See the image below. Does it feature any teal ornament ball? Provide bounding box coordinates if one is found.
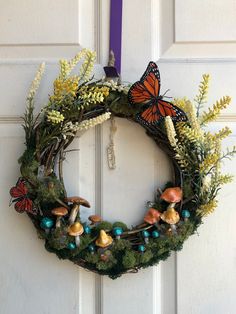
[142,230,150,238]
[40,217,54,229]
[138,244,145,253]
[113,227,123,237]
[84,225,91,234]
[182,210,190,219]
[67,242,76,250]
[152,230,160,238]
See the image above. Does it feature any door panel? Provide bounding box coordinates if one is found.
[1,1,236,314]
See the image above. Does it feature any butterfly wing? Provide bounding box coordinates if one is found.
[14,197,33,214]
[10,179,28,198]
[157,100,187,122]
[128,62,160,105]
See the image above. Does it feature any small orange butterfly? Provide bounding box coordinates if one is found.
[128,62,187,124]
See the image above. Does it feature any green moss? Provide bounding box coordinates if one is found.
[95,221,113,232]
[112,221,128,231]
[122,250,137,269]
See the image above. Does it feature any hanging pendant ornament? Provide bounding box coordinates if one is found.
[107,115,117,170]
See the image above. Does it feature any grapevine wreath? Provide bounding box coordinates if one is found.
[10,49,236,279]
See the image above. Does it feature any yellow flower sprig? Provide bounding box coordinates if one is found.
[200,96,231,125]
[79,86,109,107]
[47,110,64,124]
[165,116,188,168]
[27,62,45,101]
[59,49,87,79]
[79,50,96,83]
[77,112,111,131]
[197,199,218,217]
[51,76,79,102]
[194,74,210,116]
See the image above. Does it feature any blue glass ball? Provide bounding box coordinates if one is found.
[152,230,160,238]
[138,244,145,253]
[84,225,91,234]
[40,217,54,229]
[88,244,95,253]
[142,230,150,238]
[182,210,190,219]
[113,227,123,237]
[67,242,76,250]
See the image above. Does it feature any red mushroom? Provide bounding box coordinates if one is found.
[144,208,161,225]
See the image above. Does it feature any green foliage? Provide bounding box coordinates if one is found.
[95,221,113,232]
[122,251,137,269]
[112,221,128,231]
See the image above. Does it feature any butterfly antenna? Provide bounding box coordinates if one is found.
[162,89,172,99]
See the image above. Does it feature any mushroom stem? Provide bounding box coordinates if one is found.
[167,202,176,210]
[56,217,61,228]
[170,224,177,234]
[69,204,80,225]
[75,235,81,247]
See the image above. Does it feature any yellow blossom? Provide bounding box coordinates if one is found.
[199,153,219,173]
[79,86,109,107]
[77,112,111,131]
[59,49,87,79]
[79,50,96,82]
[200,96,231,125]
[47,110,64,124]
[194,74,210,106]
[165,116,178,147]
[27,62,45,100]
[51,76,79,102]
[197,200,218,217]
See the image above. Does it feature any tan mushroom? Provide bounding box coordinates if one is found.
[65,196,90,225]
[89,215,102,226]
[68,222,84,247]
[95,230,113,248]
[160,187,182,232]
[51,207,68,228]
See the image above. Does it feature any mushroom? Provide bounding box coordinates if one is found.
[160,187,182,233]
[84,224,91,234]
[152,230,160,239]
[181,209,190,221]
[40,217,54,234]
[51,207,68,228]
[113,227,123,239]
[89,215,102,226]
[142,230,150,243]
[95,230,113,248]
[66,196,90,225]
[144,208,161,225]
[160,187,182,207]
[68,222,84,247]
[88,244,95,254]
[138,244,145,253]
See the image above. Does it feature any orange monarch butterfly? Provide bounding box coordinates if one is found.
[10,178,34,214]
[128,62,187,124]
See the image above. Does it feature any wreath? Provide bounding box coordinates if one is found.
[10,49,236,279]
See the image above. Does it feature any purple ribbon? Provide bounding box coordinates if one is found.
[109,0,123,74]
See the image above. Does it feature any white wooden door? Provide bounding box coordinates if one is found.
[1,1,236,314]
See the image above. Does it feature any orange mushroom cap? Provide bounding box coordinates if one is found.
[65,196,90,208]
[89,215,102,224]
[144,208,161,224]
[160,187,183,203]
[51,207,68,217]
